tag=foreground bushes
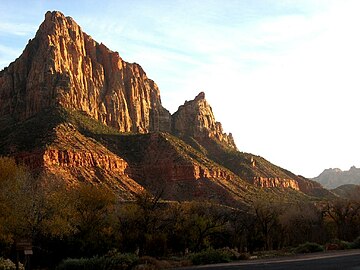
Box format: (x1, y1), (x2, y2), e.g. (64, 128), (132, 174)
(190, 249), (232, 265)
(294, 242), (324, 253)
(350, 236), (360, 249)
(56, 253), (138, 270)
(0, 257), (23, 270)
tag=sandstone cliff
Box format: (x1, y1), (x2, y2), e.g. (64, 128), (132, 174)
(172, 92), (236, 149)
(0, 11), (171, 133)
(252, 177), (299, 190)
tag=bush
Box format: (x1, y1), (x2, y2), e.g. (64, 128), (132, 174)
(218, 248), (249, 260)
(109, 253), (139, 269)
(294, 242), (324, 254)
(134, 256), (171, 270)
(0, 258), (24, 270)
(56, 253), (138, 270)
(190, 249), (232, 265)
(350, 236), (360, 249)
(325, 239), (351, 250)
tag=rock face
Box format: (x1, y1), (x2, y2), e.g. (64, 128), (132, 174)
(0, 11), (171, 133)
(312, 166), (360, 189)
(172, 92), (236, 149)
(252, 177), (299, 190)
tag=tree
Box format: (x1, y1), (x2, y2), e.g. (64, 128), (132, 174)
(0, 157), (79, 267)
(68, 184), (116, 257)
(117, 190), (166, 256)
(172, 202), (229, 252)
(280, 202), (324, 246)
(324, 199), (360, 241)
(0, 158), (73, 241)
(251, 199), (283, 250)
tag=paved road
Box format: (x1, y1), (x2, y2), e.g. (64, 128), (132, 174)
(180, 250), (360, 270)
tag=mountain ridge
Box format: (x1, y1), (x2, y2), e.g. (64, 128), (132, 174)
(313, 166), (360, 189)
(0, 11), (334, 205)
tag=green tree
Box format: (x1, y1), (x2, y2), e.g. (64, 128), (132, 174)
(68, 184), (116, 257)
(117, 190), (166, 256)
(0, 158), (74, 241)
(172, 202), (229, 252)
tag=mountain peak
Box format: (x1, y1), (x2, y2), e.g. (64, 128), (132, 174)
(172, 92), (236, 149)
(194, 91), (206, 101)
(38, 10), (77, 37)
(45, 10), (66, 20)
(350, 165), (358, 171)
(0, 11), (171, 133)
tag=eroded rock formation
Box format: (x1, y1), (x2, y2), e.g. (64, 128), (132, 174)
(172, 92), (236, 149)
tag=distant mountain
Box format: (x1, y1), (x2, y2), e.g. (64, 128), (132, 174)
(312, 166), (360, 189)
(331, 184), (360, 201)
(0, 11), (334, 205)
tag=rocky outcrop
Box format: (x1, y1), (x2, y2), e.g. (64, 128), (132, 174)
(172, 92), (236, 149)
(252, 177), (299, 190)
(43, 149), (128, 172)
(0, 11), (171, 133)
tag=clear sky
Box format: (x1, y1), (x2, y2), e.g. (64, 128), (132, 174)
(1, 0), (359, 178)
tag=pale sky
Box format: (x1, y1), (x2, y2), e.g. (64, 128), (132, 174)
(1, 0), (359, 178)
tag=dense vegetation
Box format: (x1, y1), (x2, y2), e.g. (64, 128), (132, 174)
(0, 157), (360, 269)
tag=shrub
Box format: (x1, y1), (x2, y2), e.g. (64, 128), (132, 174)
(218, 248), (249, 260)
(134, 256), (171, 270)
(294, 242), (324, 254)
(350, 236), (360, 249)
(325, 239), (351, 250)
(108, 253), (139, 269)
(190, 249), (232, 265)
(56, 253), (138, 270)
(0, 258), (24, 270)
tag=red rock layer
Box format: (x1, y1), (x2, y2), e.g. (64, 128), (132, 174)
(252, 177), (300, 190)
